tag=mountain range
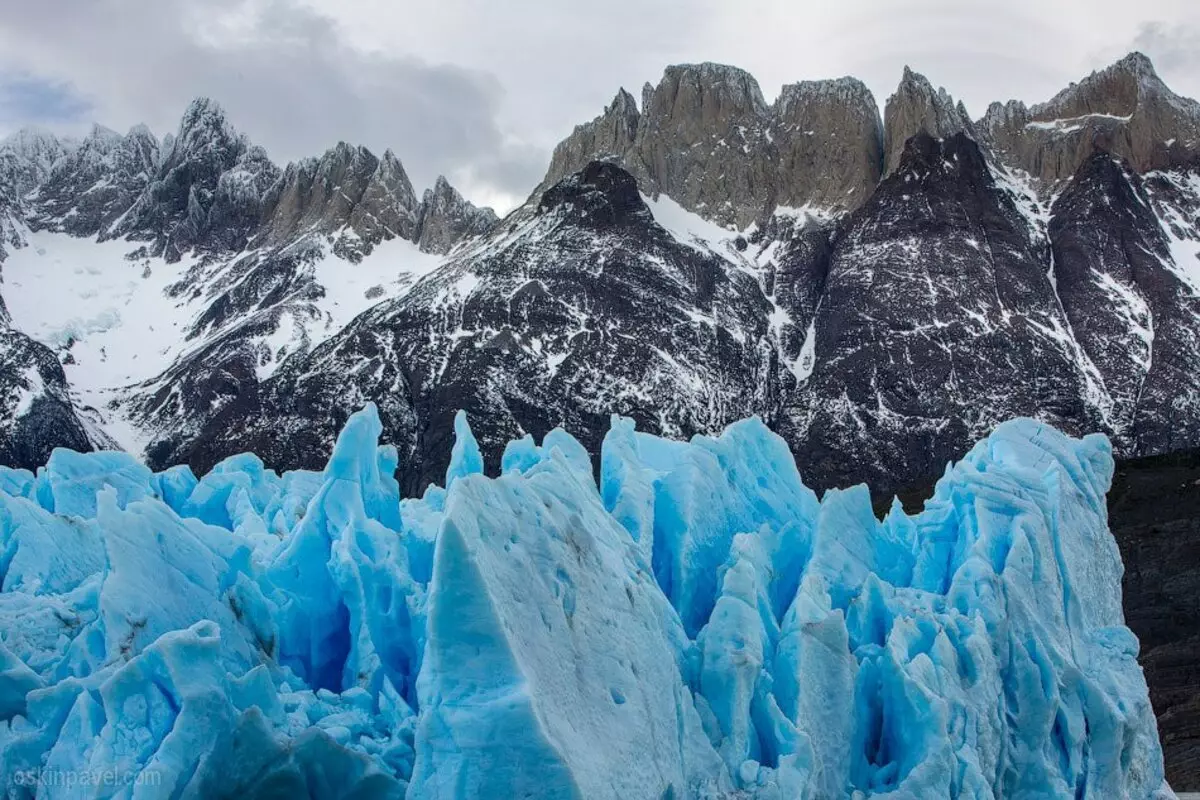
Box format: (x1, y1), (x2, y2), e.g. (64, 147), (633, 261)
(1, 51), (1200, 502)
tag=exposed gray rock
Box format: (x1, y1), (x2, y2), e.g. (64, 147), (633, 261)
(257, 142), (399, 255)
(772, 78), (883, 212)
(979, 52), (1200, 187)
(0, 326), (94, 470)
(349, 150), (422, 246)
(114, 98), (251, 260)
(631, 63), (772, 227)
(31, 124), (160, 237)
(882, 67), (975, 175)
(544, 88), (639, 185)
(415, 176), (497, 254)
(541, 64), (884, 228)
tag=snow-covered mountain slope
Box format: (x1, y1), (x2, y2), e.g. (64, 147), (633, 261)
(166, 162), (781, 490)
(3, 52), (1200, 501)
(0, 100), (496, 470)
(782, 132), (1100, 490)
(0, 407), (1170, 798)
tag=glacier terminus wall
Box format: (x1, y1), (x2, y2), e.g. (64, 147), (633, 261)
(0, 406), (1172, 799)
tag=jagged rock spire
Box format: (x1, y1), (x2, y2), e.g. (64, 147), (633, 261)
(882, 67), (975, 175)
(541, 62), (884, 227)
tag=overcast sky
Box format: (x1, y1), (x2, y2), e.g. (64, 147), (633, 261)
(1, 0), (1198, 212)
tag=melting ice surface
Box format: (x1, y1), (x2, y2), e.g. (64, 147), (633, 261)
(0, 407), (1173, 799)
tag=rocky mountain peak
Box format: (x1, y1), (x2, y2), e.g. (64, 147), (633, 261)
(610, 87), (638, 116)
(776, 76), (875, 116)
(415, 174), (497, 254)
(30, 123), (161, 237)
(1033, 53), (1154, 120)
(346, 147), (422, 248)
(979, 99), (1029, 135)
(170, 97), (244, 160)
(537, 160), (648, 228)
(0, 126), (72, 197)
(772, 76), (884, 212)
(649, 62), (769, 121)
(110, 97), (253, 258)
(373, 149), (419, 209)
(1116, 50), (1157, 76)
(202, 143), (280, 253)
(983, 52), (1200, 187)
(1, 126), (70, 162)
(882, 67), (974, 174)
(543, 88), (642, 195)
(542, 63), (884, 228)
(427, 174), (455, 197)
(257, 142), (381, 249)
(83, 123), (123, 150)
(256, 141), (489, 258)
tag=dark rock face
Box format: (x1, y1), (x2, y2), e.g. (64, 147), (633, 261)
(167, 161), (775, 493)
(782, 133), (1097, 490)
(0, 328), (93, 470)
(1050, 153), (1200, 455)
(1048, 154), (1158, 444)
(1107, 448), (1200, 791)
(30, 124), (160, 237)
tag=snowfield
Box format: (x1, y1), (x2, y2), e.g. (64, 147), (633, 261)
(1, 227), (447, 450)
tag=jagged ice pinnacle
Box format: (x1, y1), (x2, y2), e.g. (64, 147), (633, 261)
(0, 406), (1170, 798)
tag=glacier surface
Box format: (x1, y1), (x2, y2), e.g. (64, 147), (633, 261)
(0, 406), (1172, 798)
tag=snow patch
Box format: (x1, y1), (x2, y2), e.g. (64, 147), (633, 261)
(1025, 113), (1133, 134)
(310, 233), (443, 336)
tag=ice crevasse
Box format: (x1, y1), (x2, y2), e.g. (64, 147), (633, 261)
(0, 405), (1173, 799)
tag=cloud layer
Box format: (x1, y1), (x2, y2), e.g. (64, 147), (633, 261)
(1, 0), (1198, 212)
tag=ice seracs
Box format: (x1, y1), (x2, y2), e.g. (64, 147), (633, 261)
(0, 405), (1171, 798)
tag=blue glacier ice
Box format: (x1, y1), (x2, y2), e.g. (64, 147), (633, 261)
(0, 406), (1175, 798)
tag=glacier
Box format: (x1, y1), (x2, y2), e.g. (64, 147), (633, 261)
(0, 405), (1173, 799)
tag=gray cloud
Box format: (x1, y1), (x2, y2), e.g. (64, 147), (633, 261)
(0, 0), (543, 207)
(2, 0), (1199, 213)
(1132, 22), (1200, 73)
(0, 72), (92, 128)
